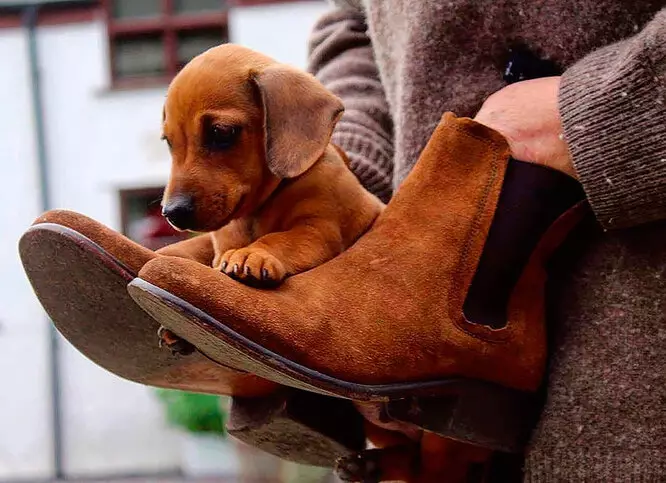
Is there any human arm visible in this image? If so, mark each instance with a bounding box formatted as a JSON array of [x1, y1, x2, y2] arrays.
[[475, 8, 666, 229], [308, 2, 395, 202]]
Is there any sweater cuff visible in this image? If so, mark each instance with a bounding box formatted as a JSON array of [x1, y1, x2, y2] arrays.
[[559, 39, 666, 229], [524, 449, 666, 482], [332, 131, 393, 202]]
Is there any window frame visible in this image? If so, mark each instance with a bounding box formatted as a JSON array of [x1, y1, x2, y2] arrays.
[[118, 185, 193, 249], [118, 186, 166, 239], [103, 0, 230, 88]]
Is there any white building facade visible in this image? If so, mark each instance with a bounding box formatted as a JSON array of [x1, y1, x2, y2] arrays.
[[0, 0, 329, 479]]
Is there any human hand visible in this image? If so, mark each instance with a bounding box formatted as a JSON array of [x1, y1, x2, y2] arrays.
[[474, 77, 577, 179]]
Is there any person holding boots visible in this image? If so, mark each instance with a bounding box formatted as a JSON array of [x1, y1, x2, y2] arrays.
[[305, 1, 666, 481], [21, 2, 665, 481]]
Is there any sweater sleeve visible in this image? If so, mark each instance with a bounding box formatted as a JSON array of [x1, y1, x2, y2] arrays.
[[308, 5, 394, 202], [559, 8, 666, 230]]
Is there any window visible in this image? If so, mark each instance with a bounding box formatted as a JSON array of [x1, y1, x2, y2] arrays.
[[118, 187, 190, 249], [104, 0, 229, 87]]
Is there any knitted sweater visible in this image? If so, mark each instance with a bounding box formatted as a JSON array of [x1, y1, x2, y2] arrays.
[[308, 1, 666, 480]]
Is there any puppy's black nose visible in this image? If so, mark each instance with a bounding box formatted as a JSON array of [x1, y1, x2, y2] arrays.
[[162, 195, 196, 230]]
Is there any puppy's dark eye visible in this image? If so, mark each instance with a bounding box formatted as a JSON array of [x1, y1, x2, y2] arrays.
[[205, 124, 241, 151]]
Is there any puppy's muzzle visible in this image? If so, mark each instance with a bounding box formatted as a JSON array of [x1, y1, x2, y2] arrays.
[[162, 195, 196, 231]]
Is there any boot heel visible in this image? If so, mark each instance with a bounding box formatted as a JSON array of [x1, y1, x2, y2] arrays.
[[385, 381, 540, 453], [228, 388, 366, 467]]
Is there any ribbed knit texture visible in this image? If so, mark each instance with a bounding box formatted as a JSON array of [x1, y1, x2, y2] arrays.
[[308, 8, 394, 201], [524, 450, 666, 482], [560, 9, 666, 229]]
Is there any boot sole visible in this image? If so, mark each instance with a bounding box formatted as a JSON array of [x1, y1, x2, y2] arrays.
[[19, 224, 365, 466], [229, 388, 365, 466], [129, 278, 539, 452]]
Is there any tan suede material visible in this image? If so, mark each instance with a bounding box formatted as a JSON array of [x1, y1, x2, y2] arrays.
[[155, 233, 215, 266], [137, 113, 554, 392], [34, 210, 157, 274], [33, 209, 216, 273], [28, 211, 278, 397]]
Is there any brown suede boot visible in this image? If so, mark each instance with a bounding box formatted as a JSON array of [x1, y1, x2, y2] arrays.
[[19, 211, 365, 466], [128, 113, 587, 449], [20, 210, 267, 395]]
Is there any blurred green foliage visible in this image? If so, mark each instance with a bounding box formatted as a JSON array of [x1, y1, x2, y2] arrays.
[[155, 389, 227, 435]]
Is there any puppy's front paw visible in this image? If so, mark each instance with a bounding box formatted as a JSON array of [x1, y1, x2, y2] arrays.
[[219, 247, 287, 286]]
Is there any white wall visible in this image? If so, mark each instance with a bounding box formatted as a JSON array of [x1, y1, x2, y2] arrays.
[[0, 27, 54, 482], [230, 0, 328, 68], [0, 0, 329, 480]]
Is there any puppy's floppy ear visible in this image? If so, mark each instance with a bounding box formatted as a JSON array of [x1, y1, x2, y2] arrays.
[[251, 65, 344, 178]]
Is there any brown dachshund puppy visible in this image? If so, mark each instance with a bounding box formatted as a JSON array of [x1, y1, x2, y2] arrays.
[[161, 44, 384, 285]]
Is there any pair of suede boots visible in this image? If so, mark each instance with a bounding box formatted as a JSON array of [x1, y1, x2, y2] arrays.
[[20, 114, 587, 482]]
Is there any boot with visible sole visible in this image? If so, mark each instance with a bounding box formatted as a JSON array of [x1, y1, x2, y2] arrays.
[[128, 113, 587, 451], [18, 212, 364, 466]]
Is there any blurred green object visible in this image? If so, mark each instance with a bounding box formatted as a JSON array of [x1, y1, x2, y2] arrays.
[[155, 389, 227, 435]]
